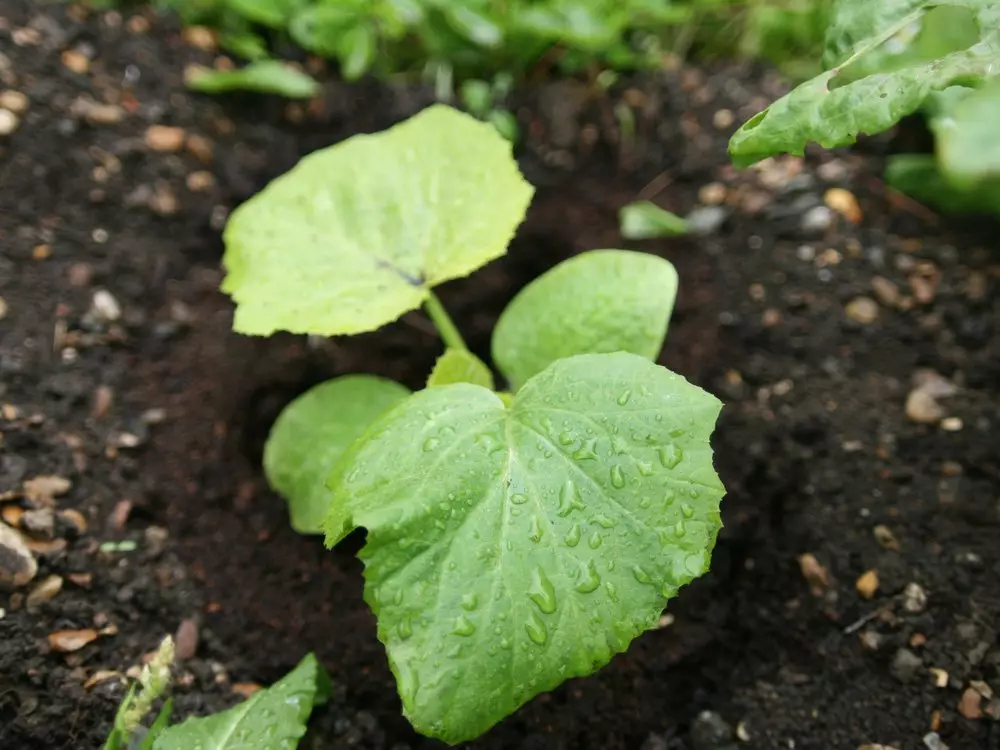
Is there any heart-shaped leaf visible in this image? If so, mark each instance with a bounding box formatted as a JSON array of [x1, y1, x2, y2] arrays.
[[492, 250, 679, 391], [264, 376, 410, 533], [220, 104, 535, 336], [325, 352, 724, 743], [152, 653, 329, 750], [427, 349, 495, 390]]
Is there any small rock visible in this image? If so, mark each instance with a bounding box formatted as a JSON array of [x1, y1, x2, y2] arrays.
[[69, 97, 125, 125], [970, 680, 993, 699], [182, 25, 217, 50], [873, 524, 900, 551], [890, 648, 923, 684], [801, 205, 834, 233], [984, 698, 1000, 720], [186, 170, 215, 192], [798, 553, 830, 596], [712, 108, 734, 130], [48, 628, 99, 653], [686, 206, 728, 236], [846, 297, 879, 324], [856, 569, 879, 599], [26, 575, 63, 608], [231, 682, 263, 699], [923, 733, 948, 750], [698, 182, 727, 205], [145, 125, 186, 152], [958, 687, 982, 719], [149, 183, 179, 216], [0, 108, 20, 136], [871, 276, 901, 307], [690, 710, 733, 750], [68, 262, 93, 287], [824, 187, 863, 223], [0, 90, 28, 114], [903, 582, 928, 613], [61, 49, 90, 74], [21, 508, 55, 539], [640, 734, 668, 750], [90, 289, 122, 322], [174, 618, 199, 661], [185, 134, 214, 163], [906, 390, 946, 425], [0, 296, 7, 320], [23, 475, 71, 507], [940, 417, 963, 432], [858, 745, 901, 750], [929, 667, 949, 688], [0, 521, 37, 588]]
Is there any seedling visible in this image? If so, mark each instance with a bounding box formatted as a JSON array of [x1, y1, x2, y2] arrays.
[[221, 104, 726, 744]]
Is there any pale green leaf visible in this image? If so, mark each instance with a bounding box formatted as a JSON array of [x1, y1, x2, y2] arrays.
[[324, 352, 724, 743], [152, 654, 329, 750], [932, 76, 1000, 187], [221, 104, 535, 336], [186, 60, 320, 98], [264, 376, 410, 533], [427, 349, 495, 390], [492, 250, 678, 391], [619, 201, 689, 239], [729, 1, 1000, 168]]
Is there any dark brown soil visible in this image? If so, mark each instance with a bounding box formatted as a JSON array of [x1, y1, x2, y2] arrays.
[[1, 3, 999, 750]]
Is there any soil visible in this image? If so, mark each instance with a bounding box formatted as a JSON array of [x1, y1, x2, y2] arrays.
[[1, 3, 999, 750]]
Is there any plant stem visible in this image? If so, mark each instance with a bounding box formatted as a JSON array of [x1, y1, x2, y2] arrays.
[[424, 292, 467, 351]]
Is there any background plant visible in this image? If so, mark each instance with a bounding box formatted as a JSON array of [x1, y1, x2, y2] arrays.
[[219, 104, 726, 744]]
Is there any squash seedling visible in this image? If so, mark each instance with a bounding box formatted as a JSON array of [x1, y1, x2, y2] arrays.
[[220, 104, 726, 745]]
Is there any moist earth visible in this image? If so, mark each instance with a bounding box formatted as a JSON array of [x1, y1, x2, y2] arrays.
[[0, 3, 998, 750]]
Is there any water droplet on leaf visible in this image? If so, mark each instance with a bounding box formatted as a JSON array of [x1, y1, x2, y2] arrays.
[[632, 565, 653, 585], [564, 523, 581, 547], [557, 480, 585, 516], [461, 593, 478, 611], [658, 443, 683, 469], [452, 615, 476, 636], [525, 611, 548, 645], [610, 465, 625, 488], [588, 531, 603, 549], [617, 389, 632, 406], [528, 567, 557, 614], [529, 515, 544, 543], [575, 559, 601, 593]]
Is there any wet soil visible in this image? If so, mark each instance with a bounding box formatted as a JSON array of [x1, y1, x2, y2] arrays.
[[1, 3, 999, 750]]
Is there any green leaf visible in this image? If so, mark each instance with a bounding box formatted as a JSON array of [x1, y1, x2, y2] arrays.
[[324, 352, 724, 743], [427, 349, 495, 390], [225, 0, 303, 28], [488, 108, 520, 143], [932, 76, 1000, 187], [442, 5, 503, 48], [885, 153, 1000, 215], [289, 5, 361, 57], [221, 104, 535, 337], [186, 60, 320, 98], [137, 699, 174, 750], [339, 24, 377, 80], [619, 201, 689, 239], [152, 653, 330, 750], [728, 1, 1000, 167], [264, 376, 410, 534], [459, 78, 493, 118], [492, 250, 679, 391]]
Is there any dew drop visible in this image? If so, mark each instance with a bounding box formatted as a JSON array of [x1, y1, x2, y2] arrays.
[[637, 461, 654, 477], [588, 531, 603, 549], [632, 565, 653, 585], [461, 593, 479, 611], [610, 465, 626, 489], [575, 559, 601, 593], [558, 430, 576, 445], [564, 523, 582, 547], [398, 617, 413, 640], [610, 436, 629, 455], [639, 497, 652, 509], [673, 520, 686, 538], [617, 389, 632, 406], [658, 443, 683, 469], [528, 567, 557, 614], [423, 437, 440, 452], [688, 487, 700, 499], [525, 612, 548, 645], [529, 515, 544, 543], [572, 437, 599, 461], [557, 480, 585, 517], [511, 493, 527, 505], [592, 514, 615, 529], [452, 615, 476, 636], [680, 502, 695, 519], [605, 581, 619, 602]]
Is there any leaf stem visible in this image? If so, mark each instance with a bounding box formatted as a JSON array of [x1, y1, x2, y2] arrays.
[[424, 292, 467, 351]]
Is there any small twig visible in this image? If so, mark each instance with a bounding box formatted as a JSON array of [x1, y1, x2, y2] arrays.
[[843, 605, 889, 634], [866, 175, 940, 225], [637, 171, 674, 201]]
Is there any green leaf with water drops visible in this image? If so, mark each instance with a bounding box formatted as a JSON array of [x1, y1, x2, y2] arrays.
[[220, 104, 535, 337], [427, 349, 495, 390], [152, 653, 330, 750], [492, 250, 679, 392], [619, 202, 689, 240], [324, 352, 725, 743], [264, 375, 411, 534]]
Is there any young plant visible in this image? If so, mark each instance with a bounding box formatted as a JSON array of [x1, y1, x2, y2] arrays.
[[221, 104, 726, 744], [105, 638, 330, 750]]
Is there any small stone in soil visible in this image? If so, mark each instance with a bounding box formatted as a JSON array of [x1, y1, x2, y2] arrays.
[[174, 618, 199, 660], [0, 521, 37, 588], [26, 574, 63, 608], [0, 108, 20, 136], [21, 508, 55, 538], [903, 582, 928, 613], [145, 125, 186, 152], [801, 205, 834, 233], [871, 276, 901, 307], [90, 289, 122, 323], [690, 710, 734, 750], [890, 648, 923, 684], [824, 187, 863, 223], [798, 553, 830, 596], [906, 389, 945, 424], [0, 91, 28, 114], [686, 206, 728, 236], [856, 569, 879, 599], [846, 297, 879, 324], [923, 733, 949, 750], [48, 628, 99, 653], [958, 687, 982, 719]]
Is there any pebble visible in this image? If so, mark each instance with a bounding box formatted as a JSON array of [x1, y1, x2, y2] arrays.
[[0, 296, 7, 320], [0, 521, 37, 588], [824, 187, 863, 223], [686, 206, 728, 236], [70, 97, 125, 125], [182, 25, 217, 51], [929, 668, 949, 688], [903, 582, 928, 613], [958, 687, 982, 719], [26, 574, 63, 608], [798, 553, 830, 596], [144, 125, 186, 152], [0, 90, 28, 114], [856, 569, 879, 599], [906, 390, 946, 424], [846, 297, 879, 324], [149, 183, 179, 216], [690, 710, 735, 750], [923, 733, 948, 750], [871, 276, 901, 307], [90, 289, 122, 322], [23, 475, 71, 506], [61, 49, 90, 74], [48, 628, 99, 653], [186, 170, 214, 192], [890, 648, 923, 684], [174, 617, 199, 660], [801, 205, 835, 233], [858, 745, 901, 750], [699, 182, 727, 205], [21, 508, 54, 538], [0, 108, 19, 136], [873, 524, 900, 551]]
